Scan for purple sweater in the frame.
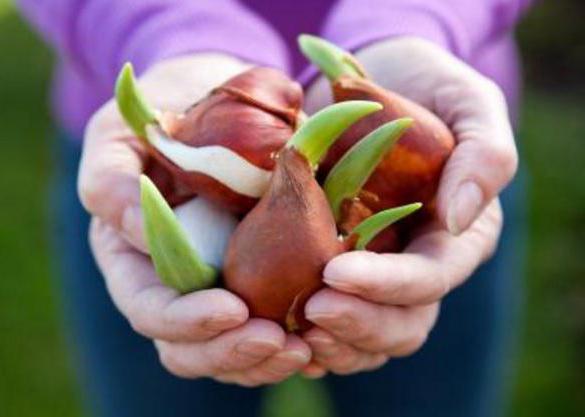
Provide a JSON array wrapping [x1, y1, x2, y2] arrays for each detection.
[[18, 0, 532, 137]]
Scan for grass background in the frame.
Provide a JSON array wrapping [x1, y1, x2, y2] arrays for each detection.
[[0, 1, 584, 416]]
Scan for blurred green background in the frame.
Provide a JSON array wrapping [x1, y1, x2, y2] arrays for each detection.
[[0, 1, 584, 416]]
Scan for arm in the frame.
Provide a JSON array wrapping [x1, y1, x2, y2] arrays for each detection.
[[19, 1, 311, 385], [17, 0, 291, 84], [302, 1, 533, 376], [321, 0, 533, 59]]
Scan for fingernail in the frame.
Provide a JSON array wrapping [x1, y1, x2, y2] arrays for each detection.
[[278, 350, 311, 365], [305, 311, 348, 330], [306, 335, 335, 346], [122, 205, 147, 252], [203, 315, 244, 331], [236, 339, 280, 358], [446, 181, 483, 235], [322, 278, 357, 293], [308, 337, 340, 357]]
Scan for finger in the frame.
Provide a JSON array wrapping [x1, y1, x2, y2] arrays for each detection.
[[353, 38, 518, 235], [79, 100, 148, 251], [324, 200, 503, 305], [90, 218, 248, 341], [306, 289, 439, 355], [216, 335, 311, 386], [243, 335, 311, 384], [155, 319, 286, 379], [78, 56, 248, 252], [434, 77, 518, 235], [304, 328, 387, 375], [300, 362, 328, 379]]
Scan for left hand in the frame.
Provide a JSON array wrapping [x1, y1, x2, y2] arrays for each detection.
[[302, 200, 503, 377], [302, 37, 517, 376]]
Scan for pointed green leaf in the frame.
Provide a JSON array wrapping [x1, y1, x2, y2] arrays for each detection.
[[115, 63, 158, 138], [140, 175, 217, 293], [287, 101, 382, 167], [351, 203, 423, 250], [324, 118, 413, 220], [298, 34, 364, 81]]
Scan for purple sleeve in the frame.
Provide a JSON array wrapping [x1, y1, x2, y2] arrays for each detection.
[[17, 0, 291, 86], [320, 0, 533, 60]]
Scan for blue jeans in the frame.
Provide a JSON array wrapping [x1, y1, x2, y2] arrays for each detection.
[[51, 133, 526, 417]]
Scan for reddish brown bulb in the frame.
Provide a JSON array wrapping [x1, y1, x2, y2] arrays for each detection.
[[150, 67, 304, 214], [320, 76, 455, 250], [224, 147, 344, 332]]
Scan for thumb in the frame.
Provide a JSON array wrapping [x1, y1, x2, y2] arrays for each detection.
[[78, 102, 148, 252], [435, 77, 518, 235]]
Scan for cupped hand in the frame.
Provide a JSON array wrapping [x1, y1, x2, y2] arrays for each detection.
[[79, 55, 311, 386], [306, 37, 518, 235], [302, 37, 517, 376], [302, 200, 502, 376]]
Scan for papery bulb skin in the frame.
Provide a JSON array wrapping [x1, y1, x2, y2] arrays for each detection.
[[143, 156, 194, 207], [223, 148, 344, 332], [150, 67, 304, 214], [321, 76, 454, 211]]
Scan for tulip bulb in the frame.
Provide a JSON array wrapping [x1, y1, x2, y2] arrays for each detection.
[[224, 101, 383, 332], [300, 35, 455, 251], [117, 64, 304, 213]]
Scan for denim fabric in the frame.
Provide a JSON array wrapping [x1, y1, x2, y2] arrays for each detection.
[[51, 133, 526, 417]]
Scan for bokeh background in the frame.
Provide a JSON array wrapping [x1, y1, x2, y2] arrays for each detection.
[[0, 0, 583, 416]]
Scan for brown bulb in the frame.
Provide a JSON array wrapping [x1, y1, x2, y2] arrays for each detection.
[[223, 147, 344, 332]]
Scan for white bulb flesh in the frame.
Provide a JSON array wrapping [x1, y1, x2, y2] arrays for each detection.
[[146, 125, 271, 198], [173, 197, 238, 268]]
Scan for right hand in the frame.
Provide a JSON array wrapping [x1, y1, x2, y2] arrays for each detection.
[[79, 55, 311, 386]]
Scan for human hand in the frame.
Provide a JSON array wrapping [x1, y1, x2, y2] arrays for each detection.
[[302, 37, 517, 376], [302, 200, 502, 376], [306, 37, 518, 235], [79, 55, 311, 386]]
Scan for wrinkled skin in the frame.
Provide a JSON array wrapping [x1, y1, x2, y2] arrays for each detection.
[[151, 67, 304, 213], [224, 148, 344, 332], [81, 54, 314, 387], [319, 76, 455, 250]]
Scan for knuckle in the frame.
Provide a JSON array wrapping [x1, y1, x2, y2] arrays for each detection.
[[125, 290, 158, 338], [127, 313, 151, 338], [324, 352, 361, 375], [158, 347, 194, 378], [224, 350, 260, 373], [331, 359, 362, 375], [256, 368, 291, 384], [489, 143, 518, 181], [393, 329, 429, 357], [84, 101, 117, 139], [88, 218, 103, 251], [503, 148, 519, 180], [475, 139, 514, 168], [363, 354, 389, 371], [432, 270, 451, 302], [77, 173, 103, 214], [331, 300, 357, 326], [467, 75, 504, 104], [483, 78, 507, 106]]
